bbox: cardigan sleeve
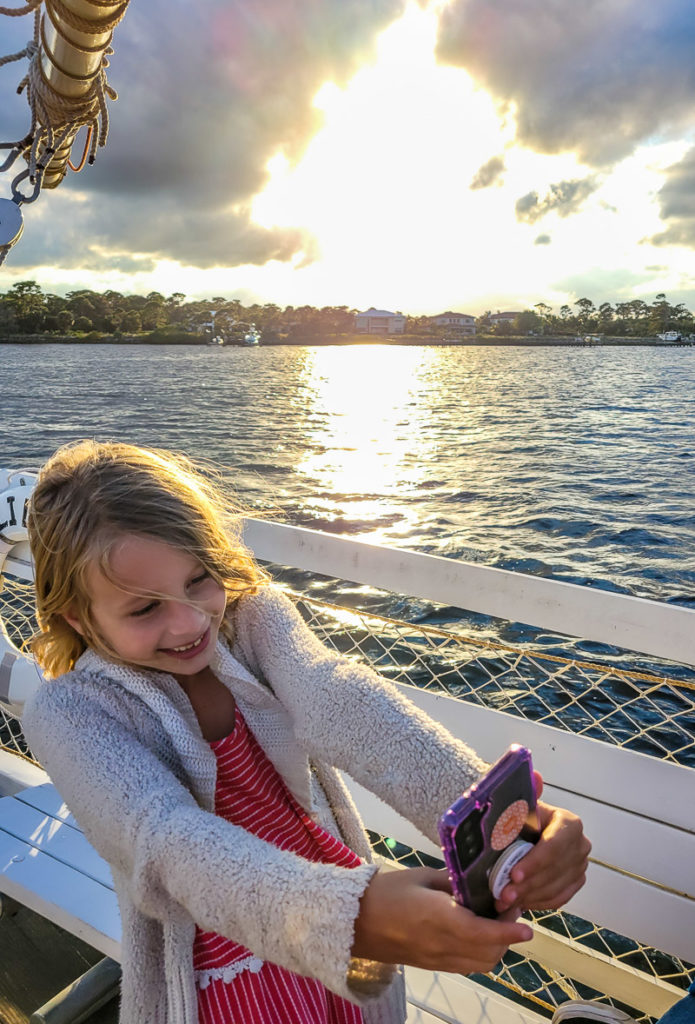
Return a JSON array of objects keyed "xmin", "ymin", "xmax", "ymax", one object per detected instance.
[
  {"xmin": 234, "ymin": 586, "xmax": 489, "ymax": 845},
  {"xmin": 22, "ymin": 676, "xmax": 385, "ymax": 1005}
]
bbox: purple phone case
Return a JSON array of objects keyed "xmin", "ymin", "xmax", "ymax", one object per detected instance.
[{"xmin": 438, "ymin": 744, "xmax": 539, "ymax": 917}]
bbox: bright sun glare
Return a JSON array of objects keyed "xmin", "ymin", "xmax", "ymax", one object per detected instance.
[
  {"xmin": 12, "ymin": 2, "xmax": 692, "ymax": 310},
  {"xmin": 251, "ymin": 5, "xmax": 518, "ymax": 308},
  {"xmin": 247, "ymin": 3, "xmax": 692, "ymax": 315}
]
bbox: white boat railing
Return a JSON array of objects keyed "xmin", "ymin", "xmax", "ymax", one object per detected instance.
[
  {"xmin": 242, "ymin": 518, "xmax": 695, "ymax": 667},
  {"xmin": 1, "ymin": 513, "xmax": 694, "ymax": 1022}
]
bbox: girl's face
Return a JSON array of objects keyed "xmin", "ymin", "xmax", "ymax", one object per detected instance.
[{"xmin": 64, "ymin": 534, "xmax": 227, "ymax": 680}]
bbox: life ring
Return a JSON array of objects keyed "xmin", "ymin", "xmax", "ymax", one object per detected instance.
[{"xmin": 0, "ymin": 470, "xmax": 41, "ymax": 718}]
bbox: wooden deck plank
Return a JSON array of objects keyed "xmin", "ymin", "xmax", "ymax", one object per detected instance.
[{"xmin": 0, "ymin": 902, "xmax": 118, "ymax": 1024}]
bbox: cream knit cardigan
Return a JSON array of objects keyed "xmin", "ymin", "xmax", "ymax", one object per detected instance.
[{"xmin": 23, "ymin": 585, "xmax": 487, "ymax": 1024}]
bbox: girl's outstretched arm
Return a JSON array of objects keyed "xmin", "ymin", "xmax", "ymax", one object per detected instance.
[
  {"xmin": 234, "ymin": 585, "xmax": 489, "ymax": 840},
  {"xmin": 352, "ymin": 865, "xmax": 533, "ymax": 975},
  {"xmin": 237, "ymin": 586, "xmax": 589, "ymax": 915},
  {"xmin": 23, "ymin": 673, "xmax": 531, "ymax": 999}
]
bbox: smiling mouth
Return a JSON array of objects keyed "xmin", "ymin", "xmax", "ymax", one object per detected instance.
[
  {"xmin": 172, "ymin": 636, "xmax": 204, "ymax": 652},
  {"xmin": 162, "ymin": 628, "xmax": 209, "ymax": 656}
]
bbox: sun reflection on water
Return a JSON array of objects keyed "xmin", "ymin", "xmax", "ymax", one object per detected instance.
[{"xmin": 295, "ymin": 345, "xmax": 432, "ymax": 534}]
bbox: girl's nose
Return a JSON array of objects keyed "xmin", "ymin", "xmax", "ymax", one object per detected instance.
[{"xmin": 166, "ymin": 600, "xmax": 207, "ymax": 638}]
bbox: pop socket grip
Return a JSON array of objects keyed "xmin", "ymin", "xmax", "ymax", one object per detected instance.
[{"xmin": 488, "ymin": 839, "xmax": 534, "ymax": 899}]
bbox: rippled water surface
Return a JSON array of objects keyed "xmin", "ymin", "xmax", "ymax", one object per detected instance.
[{"xmin": 5, "ymin": 342, "xmax": 695, "ymax": 605}]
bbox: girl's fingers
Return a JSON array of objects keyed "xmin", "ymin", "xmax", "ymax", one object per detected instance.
[
  {"xmin": 495, "ymin": 802, "xmax": 591, "ymax": 911},
  {"xmin": 533, "ymin": 769, "xmax": 544, "ymax": 799},
  {"xmin": 353, "ymin": 867, "xmax": 533, "ymax": 974},
  {"xmin": 446, "ymin": 915, "xmax": 533, "ymax": 974},
  {"xmin": 509, "ymin": 853, "xmax": 590, "ymax": 909},
  {"xmin": 425, "ymin": 867, "xmax": 454, "ymax": 893}
]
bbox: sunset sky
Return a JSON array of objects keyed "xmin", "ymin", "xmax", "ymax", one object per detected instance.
[{"xmin": 1, "ymin": 0, "xmax": 694, "ymax": 315}]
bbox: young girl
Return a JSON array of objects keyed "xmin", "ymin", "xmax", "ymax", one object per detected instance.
[{"xmin": 23, "ymin": 439, "xmax": 589, "ymax": 1024}]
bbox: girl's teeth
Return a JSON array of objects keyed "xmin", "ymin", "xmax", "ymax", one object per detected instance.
[{"xmin": 172, "ymin": 636, "xmax": 202, "ymax": 652}]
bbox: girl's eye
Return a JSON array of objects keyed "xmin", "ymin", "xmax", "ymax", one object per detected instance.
[
  {"xmin": 130, "ymin": 601, "xmax": 158, "ymax": 618},
  {"xmin": 190, "ymin": 571, "xmax": 211, "ymax": 587}
]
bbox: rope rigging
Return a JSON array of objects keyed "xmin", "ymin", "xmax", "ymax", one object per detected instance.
[{"xmin": 0, "ymin": 0, "xmax": 130, "ymax": 266}]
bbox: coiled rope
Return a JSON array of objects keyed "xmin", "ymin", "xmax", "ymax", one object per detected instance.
[{"xmin": 0, "ymin": 0, "xmax": 130, "ymax": 265}]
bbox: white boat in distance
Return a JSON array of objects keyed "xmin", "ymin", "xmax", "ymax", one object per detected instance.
[
  {"xmin": 223, "ymin": 321, "xmax": 261, "ymax": 346},
  {"xmin": 0, "ymin": 470, "xmax": 693, "ymax": 1024}
]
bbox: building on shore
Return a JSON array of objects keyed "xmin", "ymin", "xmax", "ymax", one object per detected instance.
[
  {"xmin": 489, "ymin": 311, "xmax": 522, "ymax": 327},
  {"xmin": 354, "ymin": 307, "xmax": 406, "ymax": 335},
  {"xmin": 431, "ymin": 311, "xmax": 476, "ymax": 336}
]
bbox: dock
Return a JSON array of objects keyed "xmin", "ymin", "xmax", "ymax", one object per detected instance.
[{"xmin": 0, "ymin": 900, "xmax": 118, "ymax": 1023}]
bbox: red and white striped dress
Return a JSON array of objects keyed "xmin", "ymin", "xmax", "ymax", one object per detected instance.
[{"xmin": 193, "ymin": 707, "xmax": 365, "ymax": 1024}]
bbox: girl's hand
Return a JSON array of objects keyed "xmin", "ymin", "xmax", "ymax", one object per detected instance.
[
  {"xmin": 495, "ymin": 774, "xmax": 591, "ymax": 913},
  {"xmin": 352, "ymin": 866, "xmax": 533, "ymax": 975}
]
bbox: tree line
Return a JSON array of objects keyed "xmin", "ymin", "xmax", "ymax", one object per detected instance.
[
  {"xmin": 1, "ymin": 281, "xmax": 692, "ymax": 339},
  {"xmin": 480, "ymin": 295, "xmax": 695, "ymax": 338},
  {"xmin": 0, "ymin": 282, "xmax": 358, "ymax": 340}
]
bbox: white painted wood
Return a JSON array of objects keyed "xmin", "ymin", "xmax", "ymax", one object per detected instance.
[
  {"xmin": 0, "ymin": 796, "xmax": 113, "ymax": 887},
  {"xmin": 399, "ymin": 684, "xmax": 695, "ymax": 832},
  {"xmin": 4, "ymin": 540, "xmax": 33, "ymax": 581},
  {"xmin": 570, "ymin": 861, "xmax": 695, "ymax": 964},
  {"xmin": 242, "ymin": 519, "xmax": 695, "ymax": 665},
  {"xmin": 540, "ymin": 784, "xmax": 695, "ymax": 902},
  {"xmin": 406, "ymin": 1003, "xmax": 454, "ymax": 1024},
  {"xmin": 0, "ymin": 829, "xmax": 120, "ymax": 960},
  {"xmin": 0, "ymin": 748, "xmax": 48, "ymax": 797},
  {"xmin": 14, "ymin": 780, "xmax": 80, "ymax": 827},
  {"xmin": 515, "ymin": 924, "xmax": 686, "ymax": 1017},
  {"xmin": 405, "ymin": 968, "xmax": 546, "ymax": 1024}
]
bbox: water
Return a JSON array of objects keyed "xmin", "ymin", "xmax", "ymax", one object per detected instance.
[
  {"xmin": 4, "ymin": 346, "xmax": 693, "ymax": 992},
  {"xmin": 4, "ymin": 342, "xmax": 695, "ymax": 601},
  {"xmin": 3, "ymin": 342, "xmax": 695, "ymax": 756}
]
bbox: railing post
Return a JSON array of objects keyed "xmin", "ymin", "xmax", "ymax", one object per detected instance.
[{"xmin": 29, "ymin": 957, "xmax": 121, "ymax": 1024}]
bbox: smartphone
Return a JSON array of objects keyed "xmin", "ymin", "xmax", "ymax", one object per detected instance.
[{"xmin": 438, "ymin": 744, "xmax": 540, "ymax": 917}]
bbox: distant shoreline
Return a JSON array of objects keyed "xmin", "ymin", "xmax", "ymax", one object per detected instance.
[{"xmin": 1, "ymin": 332, "xmax": 694, "ymax": 347}]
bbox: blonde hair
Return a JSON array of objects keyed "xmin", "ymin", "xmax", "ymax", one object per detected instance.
[{"xmin": 28, "ymin": 440, "xmax": 269, "ymax": 678}]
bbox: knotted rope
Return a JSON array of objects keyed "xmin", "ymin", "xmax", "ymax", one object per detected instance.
[
  {"xmin": 0, "ymin": 0, "xmax": 43, "ymax": 15},
  {"xmin": 0, "ymin": 0, "xmax": 130, "ymax": 265}
]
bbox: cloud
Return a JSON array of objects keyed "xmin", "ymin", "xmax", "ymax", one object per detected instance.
[
  {"xmin": 5, "ymin": 194, "xmax": 309, "ymax": 272},
  {"xmin": 515, "ymin": 177, "xmax": 599, "ymax": 224},
  {"xmin": 436, "ymin": 0, "xmax": 695, "ymax": 166},
  {"xmin": 535, "ymin": 234, "xmax": 551, "ymax": 246},
  {"xmin": 470, "ymin": 155, "xmax": 505, "ymax": 189},
  {"xmin": 553, "ymin": 266, "xmax": 661, "ymax": 306},
  {"xmin": 0, "ymin": 0, "xmax": 407, "ymax": 269},
  {"xmin": 650, "ymin": 146, "xmax": 695, "ymax": 247}
]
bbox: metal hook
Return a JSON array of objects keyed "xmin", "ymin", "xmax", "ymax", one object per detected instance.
[
  {"xmin": 0, "ymin": 198, "xmax": 24, "ymax": 266},
  {"xmin": 10, "ymin": 166, "xmax": 43, "ymax": 204},
  {"xmin": 0, "ymin": 146, "xmax": 23, "ymax": 174}
]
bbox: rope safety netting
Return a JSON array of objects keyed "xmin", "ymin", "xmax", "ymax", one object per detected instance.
[
  {"xmin": 0, "ymin": 0, "xmax": 130, "ymax": 266},
  {"xmin": 1, "ymin": 566, "xmax": 694, "ymax": 1018}
]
